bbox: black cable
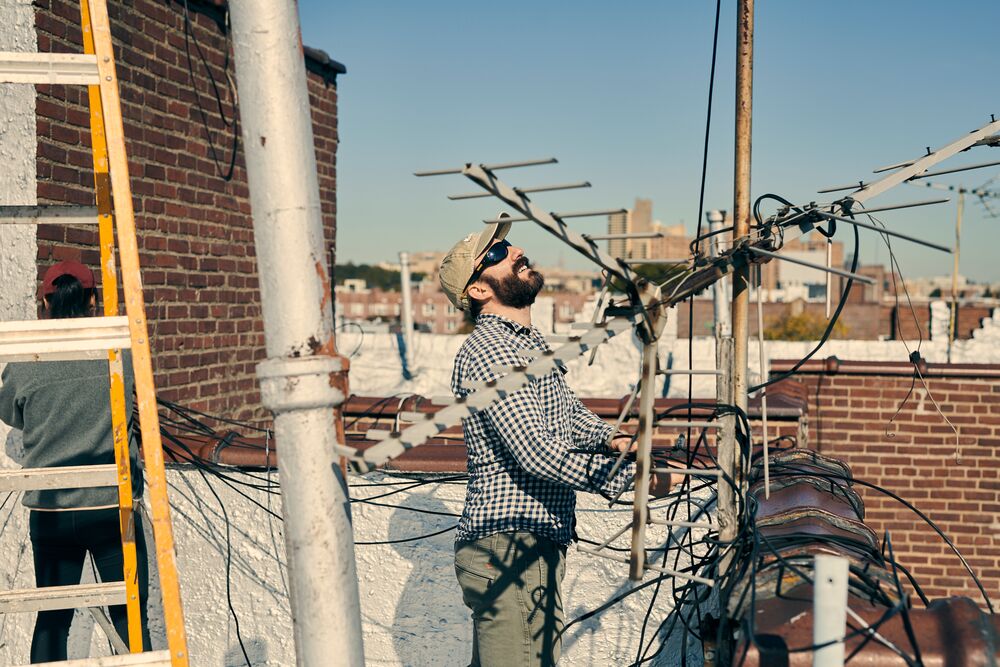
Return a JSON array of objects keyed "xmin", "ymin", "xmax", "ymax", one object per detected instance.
[
  {"xmin": 181, "ymin": 0, "xmax": 239, "ymax": 181},
  {"xmin": 752, "ymin": 193, "xmax": 800, "ymax": 229},
  {"xmin": 680, "ymin": 0, "xmax": 721, "ymax": 641},
  {"xmin": 689, "ymin": 223, "xmax": 734, "ymax": 255},
  {"xmin": 194, "ymin": 466, "xmax": 252, "ymax": 666},
  {"xmin": 767, "ymin": 464, "xmax": 995, "ymax": 613},
  {"xmin": 351, "ymin": 475, "xmax": 467, "ymax": 501},
  {"xmin": 748, "ymin": 220, "xmax": 860, "ymax": 393},
  {"xmin": 158, "ymin": 397, "xmax": 271, "ymax": 434},
  {"xmin": 354, "ymin": 524, "xmax": 456, "ymax": 546},
  {"xmin": 884, "ymin": 532, "xmax": 924, "ymax": 666},
  {"xmin": 559, "ymin": 572, "xmax": 674, "ymax": 638},
  {"xmin": 747, "ymin": 530, "xmax": 919, "ymax": 665},
  {"xmin": 352, "ymin": 498, "xmax": 460, "ymax": 518}
]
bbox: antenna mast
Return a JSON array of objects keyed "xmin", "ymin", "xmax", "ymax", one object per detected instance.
[{"xmin": 719, "ymin": 0, "xmax": 754, "ymax": 576}]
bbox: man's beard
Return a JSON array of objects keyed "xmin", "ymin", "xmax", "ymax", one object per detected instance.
[{"xmin": 484, "ymin": 257, "xmax": 544, "ymax": 309}]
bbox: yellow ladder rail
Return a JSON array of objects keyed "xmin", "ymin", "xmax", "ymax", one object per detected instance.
[
  {"xmin": 80, "ymin": 0, "xmax": 142, "ymax": 654},
  {"xmin": 85, "ymin": 0, "xmax": 190, "ymax": 664},
  {"xmin": 0, "ymin": 1, "xmax": 192, "ymax": 664}
]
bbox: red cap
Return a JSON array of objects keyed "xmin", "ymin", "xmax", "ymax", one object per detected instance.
[{"xmin": 41, "ymin": 261, "xmax": 96, "ymax": 297}]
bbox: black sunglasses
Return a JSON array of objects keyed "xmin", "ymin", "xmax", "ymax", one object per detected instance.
[{"xmin": 464, "ymin": 239, "xmax": 511, "ymax": 292}]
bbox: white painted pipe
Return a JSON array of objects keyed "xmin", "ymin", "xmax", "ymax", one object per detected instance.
[
  {"xmin": 707, "ymin": 210, "xmax": 730, "ymax": 338},
  {"xmin": 813, "ymin": 554, "xmax": 849, "ymax": 667},
  {"xmin": 228, "ymin": 2, "xmax": 365, "ymax": 665},
  {"xmin": 399, "ymin": 251, "xmax": 414, "ymax": 368}
]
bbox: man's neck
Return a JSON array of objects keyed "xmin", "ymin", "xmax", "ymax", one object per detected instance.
[{"xmin": 481, "ymin": 303, "xmax": 531, "ymax": 328}]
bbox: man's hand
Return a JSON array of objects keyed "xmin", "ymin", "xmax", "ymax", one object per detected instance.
[
  {"xmin": 648, "ymin": 466, "xmax": 687, "ymax": 498},
  {"xmin": 608, "ymin": 427, "xmax": 637, "ymax": 454}
]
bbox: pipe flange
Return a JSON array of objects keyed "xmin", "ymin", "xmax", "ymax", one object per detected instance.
[{"xmin": 257, "ymin": 355, "xmax": 349, "ymax": 413}]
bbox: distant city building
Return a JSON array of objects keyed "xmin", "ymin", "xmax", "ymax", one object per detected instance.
[
  {"xmin": 336, "ymin": 272, "xmax": 599, "ymax": 335},
  {"xmin": 901, "ymin": 274, "xmax": 991, "ymax": 300},
  {"xmin": 605, "ymin": 197, "xmax": 667, "ymax": 260},
  {"xmin": 764, "ymin": 236, "xmax": 846, "ymax": 302},
  {"xmin": 607, "ymin": 210, "xmax": 628, "ymax": 259},
  {"xmin": 407, "ymin": 251, "xmax": 447, "ymax": 278},
  {"xmin": 379, "ymin": 250, "xmax": 446, "ymax": 281},
  {"xmin": 336, "ymin": 281, "xmax": 462, "ymax": 334},
  {"xmin": 539, "ymin": 266, "xmax": 602, "ymax": 293},
  {"xmin": 630, "ymin": 197, "xmax": 654, "ymax": 259},
  {"xmin": 648, "ymin": 222, "xmax": 690, "ymax": 260}
]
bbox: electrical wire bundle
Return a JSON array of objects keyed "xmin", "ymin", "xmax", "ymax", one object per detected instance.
[{"xmin": 156, "ymin": 397, "xmax": 482, "ymax": 665}]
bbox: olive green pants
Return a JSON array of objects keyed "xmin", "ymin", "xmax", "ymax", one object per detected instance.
[{"xmin": 455, "ymin": 531, "xmax": 567, "ymax": 667}]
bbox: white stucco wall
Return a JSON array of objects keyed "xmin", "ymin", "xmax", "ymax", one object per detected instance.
[
  {"xmin": 0, "ymin": 0, "xmax": 37, "ymax": 335},
  {"xmin": 336, "ymin": 311, "xmax": 999, "ymax": 401},
  {"xmin": 0, "ymin": 0, "xmax": 39, "ymax": 661}
]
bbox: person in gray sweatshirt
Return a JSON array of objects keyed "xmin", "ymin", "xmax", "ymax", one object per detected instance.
[{"xmin": 0, "ymin": 261, "xmax": 150, "ymax": 662}]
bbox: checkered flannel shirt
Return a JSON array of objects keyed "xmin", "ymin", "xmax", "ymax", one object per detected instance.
[{"xmin": 452, "ymin": 313, "xmax": 636, "ymax": 545}]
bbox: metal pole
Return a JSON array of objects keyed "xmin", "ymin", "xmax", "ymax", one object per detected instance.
[
  {"xmin": 813, "ymin": 554, "xmax": 849, "ymax": 667},
  {"xmin": 715, "ymin": 337, "xmax": 735, "ymax": 573},
  {"xmin": 755, "ymin": 265, "xmax": 769, "ymax": 499},
  {"xmin": 707, "ymin": 210, "xmax": 730, "ymax": 338},
  {"xmin": 825, "ymin": 239, "xmax": 833, "ymax": 318},
  {"xmin": 399, "ymin": 251, "xmax": 414, "ymax": 369},
  {"xmin": 720, "ymin": 0, "xmax": 753, "ymax": 576},
  {"xmin": 948, "ymin": 190, "xmax": 964, "ymax": 363},
  {"xmin": 228, "ymin": 2, "xmax": 365, "ymax": 665},
  {"xmin": 629, "ymin": 339, "xmax": 659, "ymax": 580}
]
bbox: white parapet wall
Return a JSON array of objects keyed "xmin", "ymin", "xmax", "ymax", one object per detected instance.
[
  {"xmin": 334, "ymin": 321, "xmax": 1000, "ymax": 402},
  {"xmin": 0, "ymin": 0, "xmax": 39, "ymax": 658},
  {"xmin": 0, "ymin": 0, "xmax": 38, "ymax": 356}
]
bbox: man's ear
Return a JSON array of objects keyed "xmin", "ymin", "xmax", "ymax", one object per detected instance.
[{"xmin": 466, "ymin": 279, "xmax": 492, "ymax": 303}]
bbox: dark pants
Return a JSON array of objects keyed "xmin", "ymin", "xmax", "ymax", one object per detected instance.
[
  {"xmin": 29, "ymin": 508, "xmax": 151, "ymax": 663},
  {"xmin": 455, "ymin": 531, "xmax": 567, "ymax": 667}
]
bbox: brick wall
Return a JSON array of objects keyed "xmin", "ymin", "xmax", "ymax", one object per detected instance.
[
  {"xmin": 33, "ymin": 0, "xmax": 343, "ymax": 421},
  {"xmin": 771, "ymin": 359, "xmax": 1000, "ymax": 602}
]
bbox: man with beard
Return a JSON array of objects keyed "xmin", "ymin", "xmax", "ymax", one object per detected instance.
[{"xmin": 439, "ymin": 216, "xmax": 681, "ymax": 666}]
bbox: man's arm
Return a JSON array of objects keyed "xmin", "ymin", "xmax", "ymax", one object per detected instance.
[
  {"xmin": 569, "ymin": 393, "xmax": 615, "ymax": 451},
  {"xmin": 483, "ymin": 380, "xmax": 633, "ymax": 495}
]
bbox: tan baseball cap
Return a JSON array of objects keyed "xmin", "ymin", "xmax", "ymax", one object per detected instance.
[{"xmin": 439, "ymin": 212, "xmax": 512, "ymax": 311}]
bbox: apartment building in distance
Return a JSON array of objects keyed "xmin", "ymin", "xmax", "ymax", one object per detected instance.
[
  {"xmin": 336, "ymin": 273, "xmax": 599, "ymax": 335},
  {"xmin": 606, "ymin": 197, "xmax": 688, "ymax": 260}
]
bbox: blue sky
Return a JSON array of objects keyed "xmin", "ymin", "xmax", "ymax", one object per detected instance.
[{"xmin": 298, "ymin": 1, "xmax": 1000, "ymax": 281}]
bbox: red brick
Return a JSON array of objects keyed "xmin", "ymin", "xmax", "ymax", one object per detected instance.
[{"xmin": 34, "ymin": 0, "xmax": 341, "ymax": 428}]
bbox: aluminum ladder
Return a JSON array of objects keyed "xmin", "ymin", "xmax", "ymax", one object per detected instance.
[{"xmin": 0, "ymin": 1, "xmax": 188, "ymax": 665}]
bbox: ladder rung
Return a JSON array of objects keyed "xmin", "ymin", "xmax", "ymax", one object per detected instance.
[
  {"xmin": 0, "ymin": 52, "xmax": 100, "ymax": 85},
  {"xmin": 22, "ymin": 651, "xmax": 173, "ymax": 667},
  {"xmin": 0, "ymin": 205, "xmax": 98, "ymax": 225},
  {"xmin": 0, "ymin": 316, "xmax": 131, "ymax": 362},
  {"xmin": 0, "ymin": 581, "xmax": 125, "ymax": 614},
  {"xmin": 0, "ymin": 464, "xmax": 118, "ymax": 493}
]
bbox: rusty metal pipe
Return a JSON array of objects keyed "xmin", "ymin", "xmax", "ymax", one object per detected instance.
[{"xmin": 721, "ymin": 0, "xmax": 754, "ymax": 578}]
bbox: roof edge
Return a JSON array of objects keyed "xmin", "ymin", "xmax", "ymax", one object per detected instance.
[
  {"xmin": 303, "ymin": 46, "xmax": 347, "ymax": 82},
  {"xmin": 180, "ymin": 1, "xmax": 346, "ymax": 81}
]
